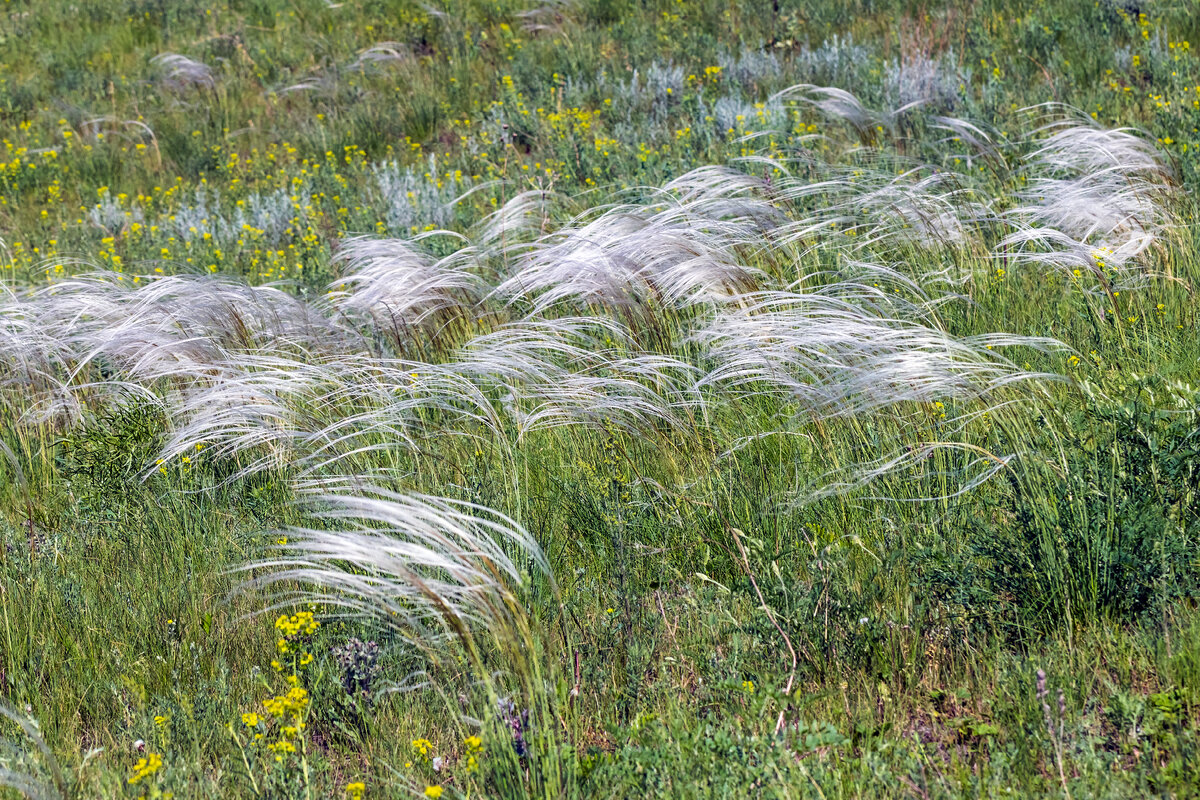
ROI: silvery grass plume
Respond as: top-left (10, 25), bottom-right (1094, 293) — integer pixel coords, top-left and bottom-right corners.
top-left (472, 190), bottom-right (565, 255)
top-left (932, 116), bottom-right (1008, 172)
top-left (151, 349), bottom-right (465, 481)
top-left (1, 271), bottom-right (360, 428)
top-left (165, 316), bottom-right (700, 476)
top-left (997, 225), bottom-right (1156, 298)
top-left (497, 354), bottom-right (701, 438)
top-left (28, 273), bottom-right (354, 382)
top-left (329, 235), bottom-right (482, 339)
top-left (349, 41), bottom-right (410, 72)
top-left (491, 182), bottom-right (772, 314)
top-left (774, 85), bottom-right (926, 145)
top-left (246, 486), bottom-right (552, 672)
top-left (0, 287), bottom-right (72, 398)
top-left (492, 211), bottom-right (753, 311)
top-left (655, 165), bottom-right (782, 229)
top-left (451, 316), bottom-right (633, 386)
top-left (448, 316), bottom-right (698, 438)
top-left (770, 161), bottom-right (986, 264)
top-left (151, 353), bottom-right (333, 481)
top-left (829, 168), bottom-right (976, 251)
top-left (999, 111), bottom-right (1179, 282)
top-left (1022, 107), bottom-right (1168, 176)
top-left (799, 440), bottom-right (1018, 504)
top-left (80, 117), bottom-right (158, 153)
top-left (245, 485), bottom-right (569, 791)
top-left (115, 273), bottom-right (349, 355)
top-left (274, 70), bottom-right (340, 97)
top-left (152, 314), bottom-right (685, 481)
top-left (155, 348), bottom-right (521, 483)
top-left (299, 357), bottom-right (698, 467)
top-left (151, 53), bottom-right (216, 91)
top-left (798, 260), bottom-right (953, 311)
top-left (691, 289), bottom-right (1067, 418)
top-left (252, 356), bottom-right (508, 479)
top-left (0, 275), bottom-right (155, 423)
top-left (467, 189), bottom-right (580, 282)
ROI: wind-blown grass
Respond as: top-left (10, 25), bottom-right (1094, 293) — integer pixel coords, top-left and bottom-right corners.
top-left (2, 3), bottom-right (1200, 797)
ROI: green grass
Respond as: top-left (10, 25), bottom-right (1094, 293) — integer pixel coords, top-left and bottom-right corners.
top-left (1, 1), bottom-right (1200, 798)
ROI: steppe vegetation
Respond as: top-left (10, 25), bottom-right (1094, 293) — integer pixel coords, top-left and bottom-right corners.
top-left (1, 0), bottom-right (1200, 797)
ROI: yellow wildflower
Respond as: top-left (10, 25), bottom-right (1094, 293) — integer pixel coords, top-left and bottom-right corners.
top-left (128, 752), bottom-right (163, 784)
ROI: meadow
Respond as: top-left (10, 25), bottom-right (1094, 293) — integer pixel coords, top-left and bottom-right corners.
top-left (1, 0), bottom-right (1200, 797)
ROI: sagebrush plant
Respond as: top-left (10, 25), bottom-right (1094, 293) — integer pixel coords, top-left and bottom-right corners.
top-left (1, 0), bottom-right (1200, 798)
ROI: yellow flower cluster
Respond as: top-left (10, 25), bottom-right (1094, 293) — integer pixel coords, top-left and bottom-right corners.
top-left (263, 685), bottom-right (310, 720)
top-left (129, 752), bottom-right (163, 784)
top-left (463, 734), bottom-right (484, 772)
top-left (345, 781), bottom-right (366, 800)
top-left (273, 609), bottom-right (319, 670)
top-left (411, 737), bottom-right (434, 759)
top-left (255, 679), bottom-right (310, 759)
top-left (276, 610), bottom-right (320, 638)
